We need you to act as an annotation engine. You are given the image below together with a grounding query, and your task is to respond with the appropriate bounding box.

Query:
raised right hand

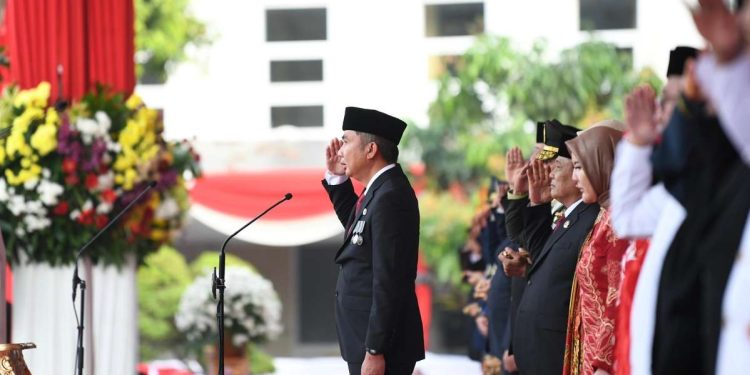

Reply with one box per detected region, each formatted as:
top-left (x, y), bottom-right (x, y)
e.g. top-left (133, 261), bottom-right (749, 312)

top-left (528, 159), bottom-right (552, 205)
top-left (325, 138), bottom-right (346, 175)
top-left (624, 85), bottom-right (659, 146)
top-left (505, 147), bottom-right (529, 194)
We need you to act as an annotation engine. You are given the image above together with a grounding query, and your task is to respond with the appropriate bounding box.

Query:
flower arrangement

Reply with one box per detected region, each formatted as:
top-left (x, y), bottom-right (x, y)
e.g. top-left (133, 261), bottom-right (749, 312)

top-left (175, 267), bottom-right (283, 347)
top-left (0, 82), bottom-right (201, 265)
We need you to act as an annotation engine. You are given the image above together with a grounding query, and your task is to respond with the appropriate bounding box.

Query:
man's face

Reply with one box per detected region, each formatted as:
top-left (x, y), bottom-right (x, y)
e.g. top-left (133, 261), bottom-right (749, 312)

top-left (657, 77), bottom-right (683, 129)
top-left (338, 130), bottom-right (370, 180)
top-left (549, 156), bottom-right (580, 203)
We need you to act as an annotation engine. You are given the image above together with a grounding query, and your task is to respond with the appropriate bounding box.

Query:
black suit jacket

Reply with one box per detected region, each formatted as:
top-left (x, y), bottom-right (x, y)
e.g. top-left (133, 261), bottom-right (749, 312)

top-left (510, 200), bottom-right (599, 375)
top-left (322, 165), bottom-right (425, 365)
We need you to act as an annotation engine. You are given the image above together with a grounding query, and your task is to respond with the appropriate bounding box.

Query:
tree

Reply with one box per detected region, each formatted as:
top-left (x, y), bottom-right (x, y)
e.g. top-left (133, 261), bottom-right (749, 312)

top-left (406, 35), bottom-right (662, 286)
top-left (135, 0), bottom-right (210, 83)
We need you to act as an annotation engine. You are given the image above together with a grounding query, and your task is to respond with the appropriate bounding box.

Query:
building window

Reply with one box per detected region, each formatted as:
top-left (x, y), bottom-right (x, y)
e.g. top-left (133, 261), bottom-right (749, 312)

top-left (427, 55), bottom-right (463, 79)
top-left (425, 3), bottom-right (484, 37)
top-left (266, 8), bottom-right (327, 42)
top-left (270, 60), bottom-right (324, 82)
top-left (579, 0), bottom-right (636, 30)
top-left (271, 106), bottom-right (324, 128)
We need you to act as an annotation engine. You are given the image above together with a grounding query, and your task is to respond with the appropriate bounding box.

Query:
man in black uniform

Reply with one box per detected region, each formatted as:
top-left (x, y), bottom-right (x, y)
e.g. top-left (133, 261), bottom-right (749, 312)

top-left (502, 120), bottom-right (599, 375)
top-left (322, 107), bottom-right (425, 375)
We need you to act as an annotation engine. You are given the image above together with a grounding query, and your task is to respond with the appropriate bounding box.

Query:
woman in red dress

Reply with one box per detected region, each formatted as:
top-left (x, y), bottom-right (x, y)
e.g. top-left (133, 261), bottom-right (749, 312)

top-left (562, 125), bottom-right (631, 375)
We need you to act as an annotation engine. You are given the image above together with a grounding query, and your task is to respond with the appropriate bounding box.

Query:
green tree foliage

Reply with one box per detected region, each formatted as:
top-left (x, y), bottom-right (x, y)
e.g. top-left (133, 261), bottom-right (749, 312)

top-left (406, 35), bottom-right (663, 287)
top-left (135, 0), bottom-right (210, 83)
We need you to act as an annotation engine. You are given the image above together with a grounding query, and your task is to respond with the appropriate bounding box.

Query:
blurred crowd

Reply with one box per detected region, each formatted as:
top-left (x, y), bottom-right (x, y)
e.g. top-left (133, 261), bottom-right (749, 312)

top-left (454, 1), bottom-right (750, 374)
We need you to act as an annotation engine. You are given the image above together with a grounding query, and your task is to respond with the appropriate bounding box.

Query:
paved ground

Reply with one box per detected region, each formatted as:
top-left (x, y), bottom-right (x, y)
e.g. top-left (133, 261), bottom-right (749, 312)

top-left (272, 352), bottom-right (481, 375)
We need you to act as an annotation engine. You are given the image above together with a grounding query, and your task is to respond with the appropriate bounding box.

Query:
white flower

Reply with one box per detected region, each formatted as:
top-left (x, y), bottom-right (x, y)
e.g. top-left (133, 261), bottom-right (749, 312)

top-left (155, 198), bottom-right (179, 220)
top-left (23, 178), bottom-right (39, 190)
top-left (15, 227), bottom-right (25, 237)
top-left (94, 111), bottom-right (111, 132)
top-left (8, 196), bottom-right (25, 216)
top-left (37, 180), bottom-right (64, 206)
top-left (82, 200), bottom-right (93, 211)
top-left (70, 209), bottom-right (81, 220)
top-left (96, 202), bottom-right (112, 214)
top-left (97, 171), bottom-right (115, 191)
top-left (0, 180), bottom-right (9, 203)
top-left (74, 118), bottom-right (99, 144)
top-left (23, 215), bottom-right (50, 232)
top-left (175, 267), bottom-right (283, 345)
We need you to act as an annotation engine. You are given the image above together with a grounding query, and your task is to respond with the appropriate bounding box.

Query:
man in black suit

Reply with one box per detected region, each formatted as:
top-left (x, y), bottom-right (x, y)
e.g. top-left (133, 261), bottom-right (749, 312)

top-left (501, 120), bottom-right (599, 375)
top-left (322, 107), bottom-right (425, 375)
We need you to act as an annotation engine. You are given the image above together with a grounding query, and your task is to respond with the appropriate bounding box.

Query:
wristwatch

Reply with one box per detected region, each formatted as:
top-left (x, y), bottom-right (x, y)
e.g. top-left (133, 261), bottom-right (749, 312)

top-left (366, 347), bottom-right (382, 355)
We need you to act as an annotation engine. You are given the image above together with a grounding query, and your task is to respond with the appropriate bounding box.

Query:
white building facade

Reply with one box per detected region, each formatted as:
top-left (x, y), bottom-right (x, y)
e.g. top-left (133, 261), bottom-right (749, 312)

top-left (138, 0), bottom-right (702, 156)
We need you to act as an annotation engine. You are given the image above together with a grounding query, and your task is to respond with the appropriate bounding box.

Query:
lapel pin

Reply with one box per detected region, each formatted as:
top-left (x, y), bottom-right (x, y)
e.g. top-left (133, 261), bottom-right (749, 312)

top-left (563, 220), bottom-right (570, 229)
top-left (363, 208), bottom-right (367, 215)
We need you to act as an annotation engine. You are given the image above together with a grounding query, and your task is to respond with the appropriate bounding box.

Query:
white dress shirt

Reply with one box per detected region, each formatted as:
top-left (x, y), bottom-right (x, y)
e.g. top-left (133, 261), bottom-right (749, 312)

top-left (716, 212), bottom-right (750, 375)
top-left (610, 138), bottom-right (688, 374)
top-left (611, 141), bottom-right (670, 238)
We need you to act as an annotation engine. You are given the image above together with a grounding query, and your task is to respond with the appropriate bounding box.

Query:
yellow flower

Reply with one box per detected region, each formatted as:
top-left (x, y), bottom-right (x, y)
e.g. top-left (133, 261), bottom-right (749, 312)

top-left (30, 122), bottom-right (58, 156)
top-left (149, 229), bottom-right (167, 241)
top-left (5, 164), bottom-right (42, 185)
top-left (13, 82), bottom-right (51, 108)
top-left (125, 94), bottom-right (143, 110)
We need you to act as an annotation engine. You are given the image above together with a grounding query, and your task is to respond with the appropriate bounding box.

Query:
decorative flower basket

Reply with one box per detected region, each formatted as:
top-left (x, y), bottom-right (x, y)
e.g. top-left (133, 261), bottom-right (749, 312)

top-left (0, 82), bottom-right (201, 266)
top-left (175, 267), bottom-right (283, 375)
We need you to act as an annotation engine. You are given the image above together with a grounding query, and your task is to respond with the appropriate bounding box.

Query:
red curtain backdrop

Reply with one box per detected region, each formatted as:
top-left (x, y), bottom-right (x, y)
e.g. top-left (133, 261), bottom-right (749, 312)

top-left (1, 0), bottom-right (135, 101)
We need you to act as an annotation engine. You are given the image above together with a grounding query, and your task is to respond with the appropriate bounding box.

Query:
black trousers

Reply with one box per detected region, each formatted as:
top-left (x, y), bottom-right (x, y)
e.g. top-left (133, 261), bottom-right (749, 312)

top-left (347, 361), bottom-right (415, 375)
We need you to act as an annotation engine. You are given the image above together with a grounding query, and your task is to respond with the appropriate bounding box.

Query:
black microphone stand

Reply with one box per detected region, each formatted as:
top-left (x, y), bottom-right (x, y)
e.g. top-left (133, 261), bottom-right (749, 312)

top-left (72, 181), bottom-right (156, 375)
top-left (212, 193), bottom-right (292, 375)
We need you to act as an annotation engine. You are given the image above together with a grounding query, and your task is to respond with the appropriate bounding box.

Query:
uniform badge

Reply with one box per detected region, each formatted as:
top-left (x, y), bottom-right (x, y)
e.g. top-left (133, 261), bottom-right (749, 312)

top-left (563, 220), bottom-right (570, 229)
top-left (351, 220), bottom-right (366, 246)
top-left (351, 234), bottom-right (362, 245)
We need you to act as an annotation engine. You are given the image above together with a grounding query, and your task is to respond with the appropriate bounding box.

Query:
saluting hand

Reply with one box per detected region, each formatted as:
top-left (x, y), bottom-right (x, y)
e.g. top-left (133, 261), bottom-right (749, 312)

top-left (505, 147), bottom-right (528, 194)
top-left (692, 0), bottom-right (743, 63)
top-left (528, 159), bottom-right (552, 205)
top-left (624, 85), bottom-right (659, 146)
top-left (326, 138), bottom-right (346, 175)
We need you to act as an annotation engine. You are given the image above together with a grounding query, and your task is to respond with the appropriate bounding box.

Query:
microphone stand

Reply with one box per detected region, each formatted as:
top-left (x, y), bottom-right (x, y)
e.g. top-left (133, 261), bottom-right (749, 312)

top-left (72, 181), bottom-right (156, 375)
top-left (212, 193), bottom-right (292, 375)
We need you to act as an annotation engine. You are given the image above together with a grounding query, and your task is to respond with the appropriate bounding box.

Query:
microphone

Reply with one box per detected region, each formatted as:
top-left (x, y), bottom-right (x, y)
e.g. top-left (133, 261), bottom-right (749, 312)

top-left (71, 180), bottom-right (156, 375)
top-left (72, 180), bottom-right (157, 299)
top-left (212, 192), bottom-right (292, 299)
top-left (212, 193), bottom-right (292, 375)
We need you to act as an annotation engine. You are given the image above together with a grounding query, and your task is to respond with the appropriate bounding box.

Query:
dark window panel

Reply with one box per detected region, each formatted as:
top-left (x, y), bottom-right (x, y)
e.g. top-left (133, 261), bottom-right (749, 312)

top-left (580, 0), bottom-right (636, 30)
top-left (270, 60), bottom-right (324, 82)
top-left (425, 3), bottom-right (484, 37)
top-left (266, 8), bottom-right (327, 42)
top-left (297, 244), bottom-right (338, 343)
top-left (271, 106), bottom-right (324, 128)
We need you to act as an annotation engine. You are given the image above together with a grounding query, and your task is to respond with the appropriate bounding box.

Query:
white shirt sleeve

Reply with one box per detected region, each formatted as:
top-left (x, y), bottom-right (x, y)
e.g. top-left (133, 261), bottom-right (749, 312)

top-left (610, 141), bottom-right (668, 238)
top-left (324, 170), bottom-right (348, 185)
top-left (696, 52), bottom-right (750, 166)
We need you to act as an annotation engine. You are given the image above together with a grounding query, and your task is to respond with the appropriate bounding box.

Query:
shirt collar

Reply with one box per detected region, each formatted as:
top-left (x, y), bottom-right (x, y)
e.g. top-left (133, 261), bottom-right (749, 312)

top-left (364, 164), bottom-right (396, 194)
top-left (564, 199), bottom-right (583, 218)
